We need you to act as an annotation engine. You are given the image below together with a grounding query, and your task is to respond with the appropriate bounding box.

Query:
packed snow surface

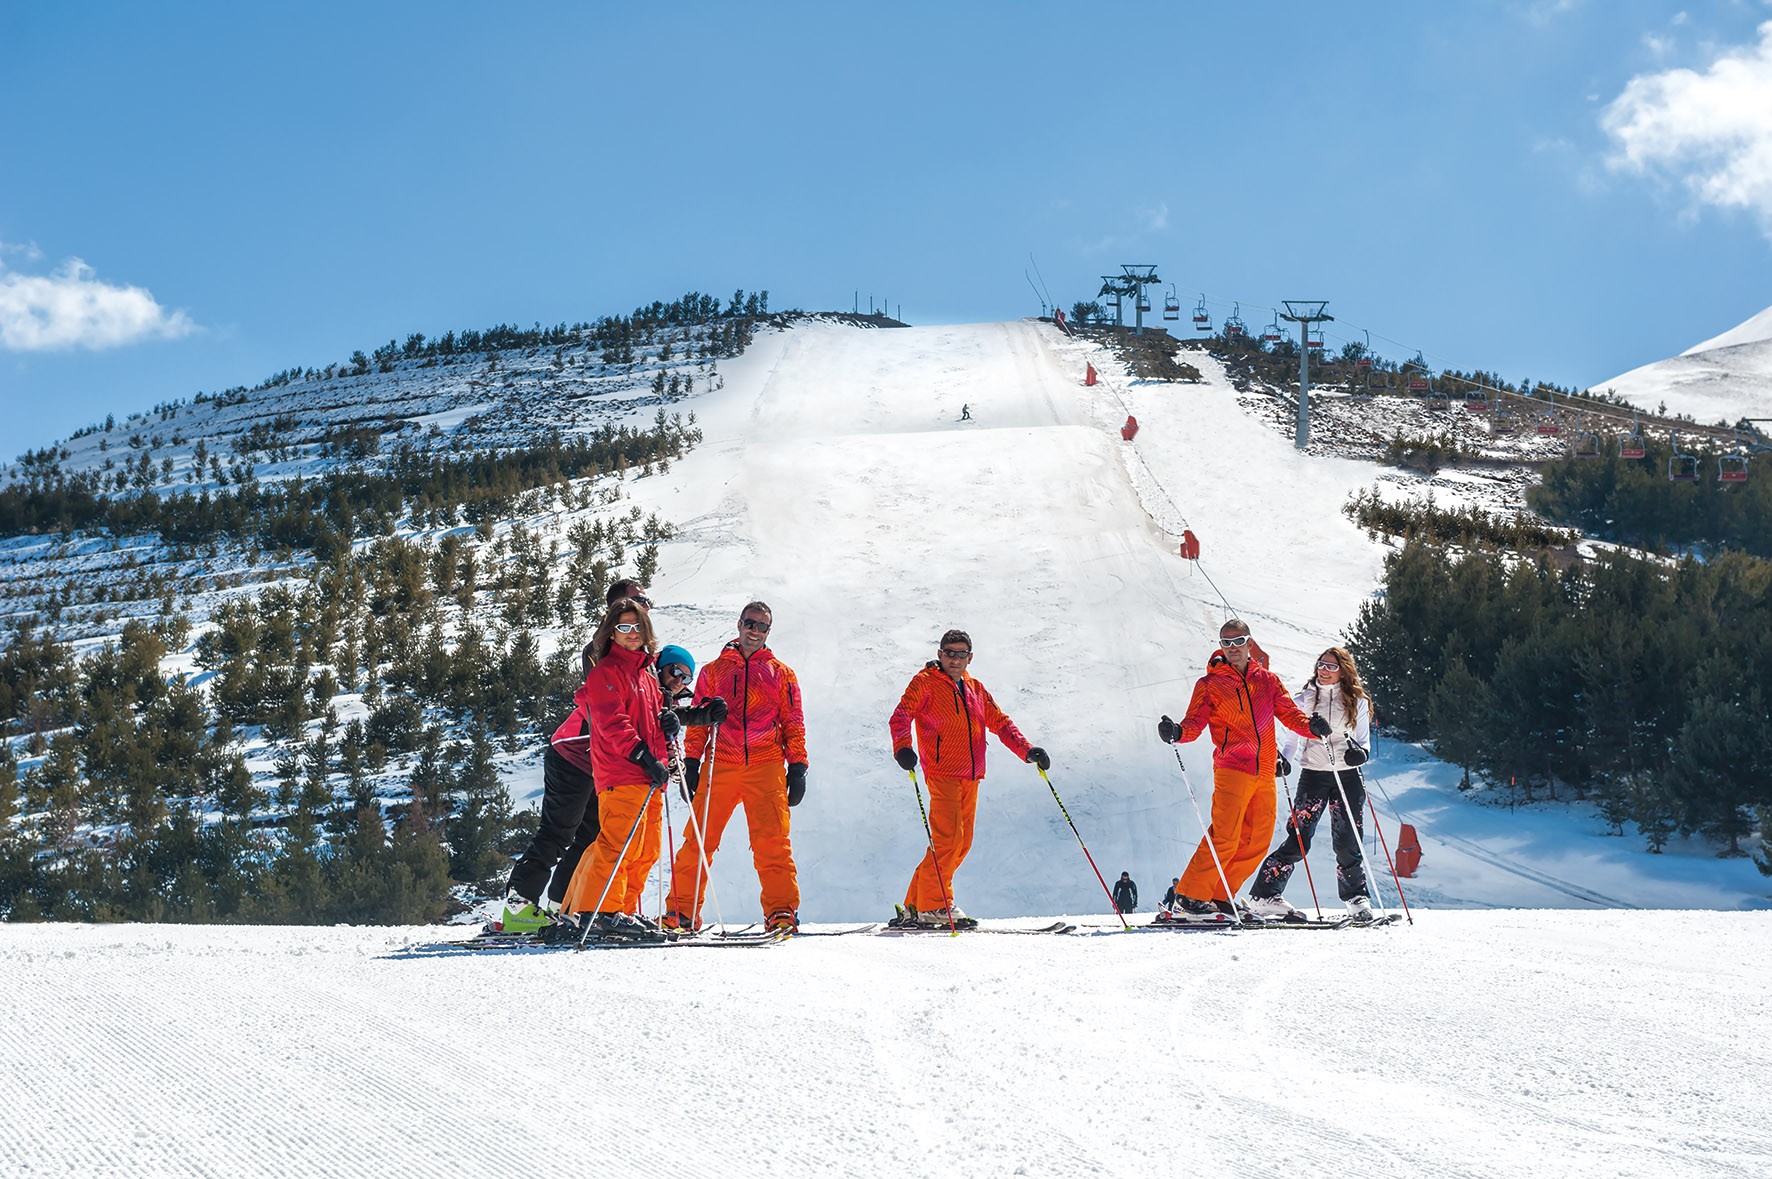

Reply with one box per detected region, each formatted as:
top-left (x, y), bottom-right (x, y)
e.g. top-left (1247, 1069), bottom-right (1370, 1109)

top-left (4, 915), bottom-right (1769, 1177)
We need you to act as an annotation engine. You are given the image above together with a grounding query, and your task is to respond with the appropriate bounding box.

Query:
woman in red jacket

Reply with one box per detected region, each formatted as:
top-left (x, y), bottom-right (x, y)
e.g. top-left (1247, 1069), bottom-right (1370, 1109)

top-left (888, 628), bottom-right (1047, 928)
top-left (1157, 619), bottom-right (1328, 919)
top-left (558, 597), bottom-right (673, 940)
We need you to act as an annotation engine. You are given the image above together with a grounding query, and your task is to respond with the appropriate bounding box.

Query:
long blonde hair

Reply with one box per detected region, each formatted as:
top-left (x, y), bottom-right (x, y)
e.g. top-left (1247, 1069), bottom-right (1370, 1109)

top-left (1303, 646), bottom-right (1371, 726)
top-left (585, 598), bottom-right (659, 669)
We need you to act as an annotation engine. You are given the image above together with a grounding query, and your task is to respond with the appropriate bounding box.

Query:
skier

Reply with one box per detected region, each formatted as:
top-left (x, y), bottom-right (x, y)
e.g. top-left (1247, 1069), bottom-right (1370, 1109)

top-left (888, 629), bottom-right (1049, 928)
top-left (1157, 619), bottom-right (1329, 920)
top-left (662, 601), bottom-right (808, 934)
top-left (1246, 647), bottom-right (1375, 922)
top-left (1162, 877), bottom-right (1180, 908)
top-left (557, 598), bottom-right (674, 939)
top-left (628, 644), bottom-right (726, 916)
top-left (960, 403), bottom-right (971, 421)
top-left (1112, 871), bottom-right (1138, 913)
top-left (498, 578), bottom-right (651, 933)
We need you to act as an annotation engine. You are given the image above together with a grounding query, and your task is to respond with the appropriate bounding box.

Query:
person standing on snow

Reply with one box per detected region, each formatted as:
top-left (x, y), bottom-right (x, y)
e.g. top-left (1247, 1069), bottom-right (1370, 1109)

top-left (499, 578), bottom-right (653, 933)
top-left (1162, 877), bottom-right (1180, 908)
top-left (558, 597), bottom-right (675, 939)
top-left (662, 601), bottom-right (808, 934)
top-left (1112, 872), bottom-right (1138, 913)
top-left (629, 644), bottom-right (727, 917)
top-left (1157, 619), bottom-right (1328, 920)
top-left (888, 629), bottom-right (1049, 928)
top-left (1246, 647), bottom-right (1375, 922)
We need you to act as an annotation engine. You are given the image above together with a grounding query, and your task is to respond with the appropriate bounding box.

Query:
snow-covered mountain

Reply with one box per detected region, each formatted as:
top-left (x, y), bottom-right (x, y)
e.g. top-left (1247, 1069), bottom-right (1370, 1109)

top-left (1594, 303), bottom-right (1772, 428)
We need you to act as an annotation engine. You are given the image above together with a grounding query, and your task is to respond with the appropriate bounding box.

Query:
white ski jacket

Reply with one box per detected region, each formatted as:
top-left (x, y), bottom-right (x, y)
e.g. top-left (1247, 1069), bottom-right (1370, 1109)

top-left (1281, 680), bottom-right (1371, 771)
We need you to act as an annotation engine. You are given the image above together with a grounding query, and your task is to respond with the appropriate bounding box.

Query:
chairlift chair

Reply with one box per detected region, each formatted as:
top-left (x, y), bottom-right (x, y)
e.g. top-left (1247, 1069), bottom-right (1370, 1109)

top-left (1668, 432), bottom-right (1700, 482)
top-left (1224, 303), bottom-right (1247, 338)
top-left (1718, 453), bottom-right (1749, 484)
top-left (1619, 414), bottom-right (1647, 459)
top-left (1192, 295), bottom-right (1211, 333)
top-left (1571, 430), bottom-right (1601, 458)
top-left (1492, 407), bottom-right (1517, 435)
top-left (1407, 373), bottom-right (1429, 393)
top-left (1356, 329), bottom-right (1373, 370)
top-left (1465, 388), bottom-right (1489, 412)
top-left (1261, 315), bottom-right (1282, 344)
top-left (1306, 333), bottom-right (1324, 351)
top-left (1427, 389), bottom-right (1450, 412)
top-left (1163, 286), bottom-right (1180, 321)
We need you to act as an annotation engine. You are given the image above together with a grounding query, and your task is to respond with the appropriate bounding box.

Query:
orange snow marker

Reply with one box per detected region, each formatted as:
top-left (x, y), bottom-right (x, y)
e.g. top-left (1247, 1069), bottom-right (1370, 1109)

top-left (1121, 416), bottom-right (1139, 441)
top-left (1178, 529), bottom-right (1200, 561)
top-left (1396, 823), bottom-right (1422, 878)
top-left (1085, 362), bottom-right (1098, 387)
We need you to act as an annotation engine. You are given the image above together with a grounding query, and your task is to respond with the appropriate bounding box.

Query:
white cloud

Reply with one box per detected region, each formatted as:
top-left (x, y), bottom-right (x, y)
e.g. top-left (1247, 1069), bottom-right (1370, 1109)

top-left (1603, 20), bottom-right (1772, 235)
top-left (0, 248), bottom-right (196, 351)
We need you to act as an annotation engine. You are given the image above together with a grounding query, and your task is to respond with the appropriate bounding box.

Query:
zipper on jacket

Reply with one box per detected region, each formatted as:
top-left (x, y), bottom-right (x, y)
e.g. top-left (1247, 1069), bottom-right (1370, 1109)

top-left (741, 654), bottom-right (751, 766)
top-left (948, 676), bottom-right (977, 778)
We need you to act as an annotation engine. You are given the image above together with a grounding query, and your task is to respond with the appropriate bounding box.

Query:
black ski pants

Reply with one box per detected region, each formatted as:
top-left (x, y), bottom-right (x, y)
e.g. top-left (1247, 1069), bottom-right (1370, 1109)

top-left (505, 744), bottom-right (600, 906)
top-left (1250, 768), bottom-right (1368, 903)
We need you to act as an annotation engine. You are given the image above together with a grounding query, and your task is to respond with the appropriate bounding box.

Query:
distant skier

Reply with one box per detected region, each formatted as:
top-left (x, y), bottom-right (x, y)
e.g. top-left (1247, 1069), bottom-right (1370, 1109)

top-left (1112, 872), bottom-right (1138, 913)
top-left (558, 597), bottom-right (674, 940)
top-left (663, 601), bottom-right (807, 934)
top-left (1162, 878), bottom-right (1180, 908)
top-left (1157, 619), bottom-right (1328, 920)
top-left (498, 578), bottom-right (650, 934)
top-left (960, 403), bottom-right (971, 421)
top-left (1246, 647), bottom-right (1375, 922)
top-left (888, 629), bottom-right (1049, 928)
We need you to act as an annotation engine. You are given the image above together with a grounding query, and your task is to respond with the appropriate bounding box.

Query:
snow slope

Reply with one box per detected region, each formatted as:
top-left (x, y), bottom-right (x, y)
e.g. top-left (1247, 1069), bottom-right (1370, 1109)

top-left (588, 320), bottom-right (1768, 923)
top-left (4, 915), bottom-right (1769, 1178)
top-left (1594, 303), bottom-right (1772, 427)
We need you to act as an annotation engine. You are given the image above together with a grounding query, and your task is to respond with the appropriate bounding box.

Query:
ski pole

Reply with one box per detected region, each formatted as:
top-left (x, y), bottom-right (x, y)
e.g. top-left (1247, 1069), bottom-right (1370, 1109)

top-left (678, 729), bottom-right (728, 935)
top-left (1170, 747), bottom-right (1243, 927)
top-left (659, 740), bottom-right (679, 925)
top-left (1363, 780), bottom-right (1413, 925)
top-left (1321, 737), bottom-right (1386, 918)
top-left (1038, 766), bottom-right (1127, 930)
top-left (907, 767), bottom-right (959, 936)
top-left (1277, 763), bottom-right (1324, 921)
top-left (576, 779), bottom-right (663, 949)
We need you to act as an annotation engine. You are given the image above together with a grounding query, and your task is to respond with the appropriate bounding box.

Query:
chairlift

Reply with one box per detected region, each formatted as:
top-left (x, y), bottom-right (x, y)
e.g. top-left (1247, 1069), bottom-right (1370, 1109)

top-left (1668, 432), bottom-right (1699, 482)
top-left (1407, 372), bottom-right (1429, 393)
top-left (1192, 295), bottom-right (1211, 333)
top-left (1355, 329), bottom-right (1373, 371)
top-left (1427, 387), bottom-right (1450, 413)
top-left (1365, 366), bottom-right (1385, 392)
top-left (1224, 302), bottom-right (1246, 339)
top-left (1718, 453), bottom-right (1749, 484)
top-left (1619, 413), bottom-right (1647, 459)
top-left (1306, 332), bottom-right (1324, 351)
top-left (1262, 314), bottom-right (1282, 344)
top-left (1464, 387), bottom-right (1489, 412)
top-left (1536, 387), bottom-right (1560, 436)
top-left (1492, 407), bottom-right (1517, 435)
top-left (1571, 428), bottom-right (1601, 459)
top-left (1163, 284), bottom-right (1180, 322)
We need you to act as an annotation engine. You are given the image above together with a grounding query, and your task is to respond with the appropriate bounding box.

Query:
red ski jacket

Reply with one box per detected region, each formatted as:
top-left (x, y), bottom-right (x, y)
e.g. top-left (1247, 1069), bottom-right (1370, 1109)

top-left (1177, 651), bottom-right (1314, 776)
top-left (560, 643), bottom-right (669, 793)
top-left (685, 642), bottom-right (808, 767)
top-left (889, 662), bottom-right (1032, 781)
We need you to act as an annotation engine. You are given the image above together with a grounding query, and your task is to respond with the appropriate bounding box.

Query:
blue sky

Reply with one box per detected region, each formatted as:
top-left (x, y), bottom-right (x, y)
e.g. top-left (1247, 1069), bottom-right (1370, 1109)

top-left (5, 0), bottom-right (1771, 452)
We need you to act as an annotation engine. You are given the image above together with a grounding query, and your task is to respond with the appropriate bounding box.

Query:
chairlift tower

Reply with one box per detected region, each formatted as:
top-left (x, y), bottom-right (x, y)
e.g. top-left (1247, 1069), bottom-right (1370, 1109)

top-left (1120, 265), bottom-right (1161, 337)
top-left (1280, 300), bottom-right (1334, 449)
top-left (1099, 276), bottom-right (1130, 330)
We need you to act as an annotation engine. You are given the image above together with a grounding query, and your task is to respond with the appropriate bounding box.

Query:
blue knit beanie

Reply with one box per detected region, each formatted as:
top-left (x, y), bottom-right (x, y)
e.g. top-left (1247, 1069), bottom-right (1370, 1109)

top-left (656, 644), bottom-right (695, 679)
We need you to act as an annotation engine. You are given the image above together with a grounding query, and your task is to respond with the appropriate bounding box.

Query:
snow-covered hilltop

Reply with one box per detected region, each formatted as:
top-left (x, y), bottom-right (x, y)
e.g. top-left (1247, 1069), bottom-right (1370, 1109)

top-left (1594, 302), bottom-right (1772, 428)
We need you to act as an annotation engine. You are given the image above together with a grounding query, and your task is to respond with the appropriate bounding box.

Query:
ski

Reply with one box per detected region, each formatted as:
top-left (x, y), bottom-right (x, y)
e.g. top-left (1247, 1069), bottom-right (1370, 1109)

top-left (787, 923), bottom-right (879, 938)
top-left (877, 920), bottom-right (1075, 936)
top-left (1345, 913), bottom-right (1405, 929)
top-left (1238, 917), bottom-right (1352, 931)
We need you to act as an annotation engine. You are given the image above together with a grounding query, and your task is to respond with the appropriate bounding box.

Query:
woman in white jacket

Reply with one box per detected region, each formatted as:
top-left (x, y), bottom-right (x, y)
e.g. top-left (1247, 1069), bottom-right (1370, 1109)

top-left (1245, 647), bottom-right (1376, 922)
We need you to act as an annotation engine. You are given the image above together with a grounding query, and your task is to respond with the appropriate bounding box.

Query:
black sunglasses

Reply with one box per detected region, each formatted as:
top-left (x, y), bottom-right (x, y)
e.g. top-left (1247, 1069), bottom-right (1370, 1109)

top-left (939, 647), bottom-right (972, 659)
top-left (741, 618), bottom-right (771, 633)
top-left (661, 664), bottom-right (691, 681)
top-left (631, 595), bottom-right (652, 610)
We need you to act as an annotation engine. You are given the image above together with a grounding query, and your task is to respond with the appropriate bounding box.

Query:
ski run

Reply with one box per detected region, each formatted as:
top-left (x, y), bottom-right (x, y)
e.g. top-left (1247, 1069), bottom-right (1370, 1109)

top-left (6, 319), bottom-right (1771, 1177)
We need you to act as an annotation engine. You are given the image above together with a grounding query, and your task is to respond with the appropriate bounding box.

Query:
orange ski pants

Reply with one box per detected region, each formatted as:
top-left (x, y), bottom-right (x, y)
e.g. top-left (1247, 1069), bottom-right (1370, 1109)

top-left (1178, 767), bottom-right (1275, 902)
top-left (666, 759), bottom-right (798, 925)
top-left (561, 782), bottom-right (661, 916)
top-left (902, 775), bottom-right (979, 912)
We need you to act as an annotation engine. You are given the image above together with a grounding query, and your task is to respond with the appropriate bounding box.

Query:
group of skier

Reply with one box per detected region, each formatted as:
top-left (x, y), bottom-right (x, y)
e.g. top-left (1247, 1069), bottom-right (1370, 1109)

top-left (498, 584), bottom-right (1377, 942)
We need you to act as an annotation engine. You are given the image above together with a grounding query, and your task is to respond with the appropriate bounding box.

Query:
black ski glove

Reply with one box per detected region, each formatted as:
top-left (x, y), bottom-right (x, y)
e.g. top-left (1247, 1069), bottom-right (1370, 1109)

top-left (682, 758), bottom-right (701, 799)
top-left (1344, 742), bottom-right (1368, 767)
top-left (1158, 715), bottom-right (1181, 744)
top-left (678, 696), bottom-right (728, 728)
top-left (1277, 753), bottom-right (1292, 778)
top-left (630, 741), bottom-right (669, 787)
top-left (1025, 747), bottom-right (1050, 772)
top-left (786, 762), bottom-right (807, 807)
top-left (658, 709), bottom-right (682, 741)
top-left (1309, 715), bottom-right (1332, 739)
top-left (894, 747), bottom-right (918, 771)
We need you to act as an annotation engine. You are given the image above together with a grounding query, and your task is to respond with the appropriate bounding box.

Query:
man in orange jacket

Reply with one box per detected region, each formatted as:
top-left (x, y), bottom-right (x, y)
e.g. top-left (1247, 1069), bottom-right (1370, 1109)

top-left (889, 629), bottom-right (1048, 928)
top-left (663, 601), bottom-right (807, 934)
top-left (1158, 618), bottom-right (1328, 919)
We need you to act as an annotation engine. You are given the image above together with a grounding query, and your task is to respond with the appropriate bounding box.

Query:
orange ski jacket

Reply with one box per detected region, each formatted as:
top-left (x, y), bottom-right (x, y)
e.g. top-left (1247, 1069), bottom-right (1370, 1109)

top-left (1177, 651), bottom-right (1315, 776)
top-left (889, 662), bottom-right (1032, 780)
top-left (685, 642), bottom-right (808, 767)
